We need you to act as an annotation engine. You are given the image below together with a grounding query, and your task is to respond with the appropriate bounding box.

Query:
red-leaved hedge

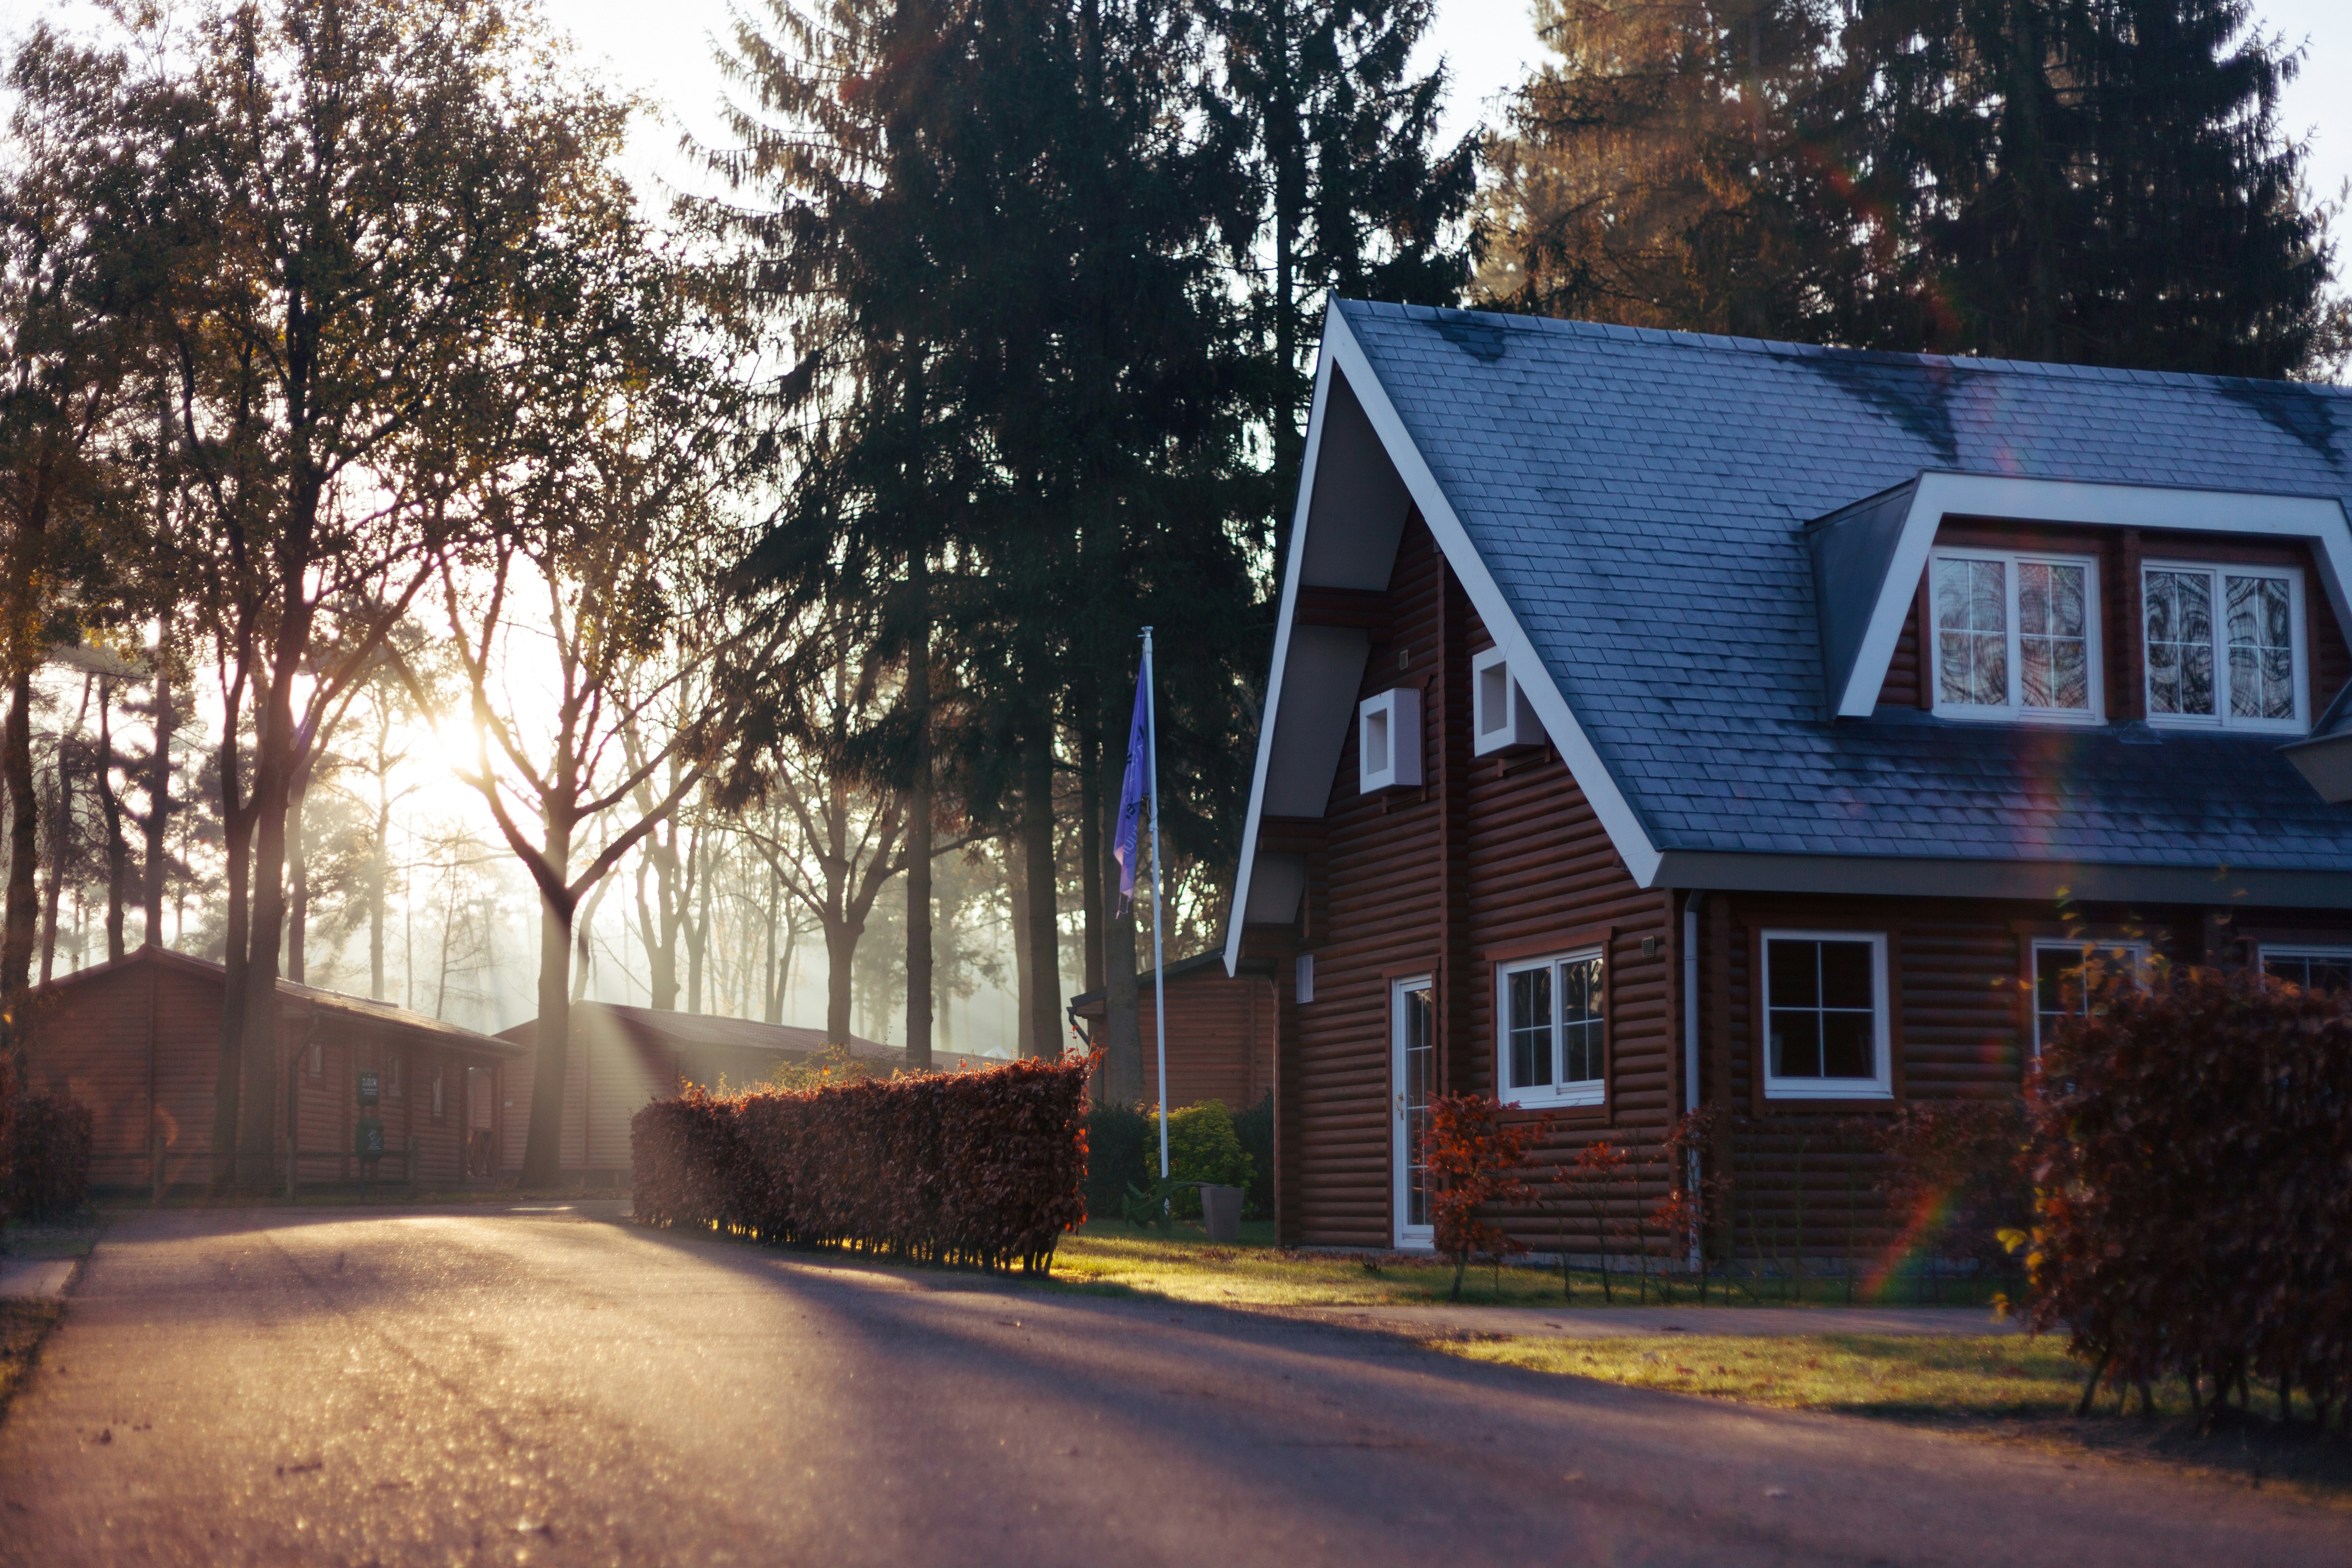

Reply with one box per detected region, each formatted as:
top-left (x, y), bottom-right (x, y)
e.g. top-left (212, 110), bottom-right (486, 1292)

top-left (5, 1092), bottom-right (94, 1224)
top-left (2025, 966), bottom-right (2352, 1414)
top-left (632, 1055), bottom-right (1090, 1273)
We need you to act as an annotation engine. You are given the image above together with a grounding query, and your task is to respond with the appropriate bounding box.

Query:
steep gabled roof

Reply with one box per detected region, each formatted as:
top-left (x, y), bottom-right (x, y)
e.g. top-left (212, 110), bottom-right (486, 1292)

top-left (1228, 301), bottom-right (2352, 967)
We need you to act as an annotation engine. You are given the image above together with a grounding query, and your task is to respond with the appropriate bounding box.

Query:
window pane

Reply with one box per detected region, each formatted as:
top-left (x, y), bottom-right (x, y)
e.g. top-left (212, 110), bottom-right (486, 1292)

top-left (1770, 1010), bottom-right (1822, 1078)
top-left (2225, 575), bottom-right (2294, 720)
top-left (1768, 938), bottom-right (1819, 1008)
top-left (1818, 940), bottom-right (1875, 1009)
top-left (1563, 1019), bottom-right (1604, 1085)
top-left (1821, 1010), bottom-right (1875, 1079)
top-left (1935, 558), bottom-right (2007, 706)
top-left (1509, 967), bottom-right (1551, 1090)
top-left (2035, 946), bottom-right (2080, 1016)
top-left (2146, 570), bottom-right (2216, 717)
top-left (2018, 562), bottom-right (2089, 710)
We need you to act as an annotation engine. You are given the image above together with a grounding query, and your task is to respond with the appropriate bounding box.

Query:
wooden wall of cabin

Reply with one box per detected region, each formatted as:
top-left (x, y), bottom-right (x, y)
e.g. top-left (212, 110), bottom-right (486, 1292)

top-left (1081, 976), bottom-right (1276, 1112)
top-left (500, 1021), bottom-right (678, 1177)
top-left (1287, 514), bottom-right (1680, 1251)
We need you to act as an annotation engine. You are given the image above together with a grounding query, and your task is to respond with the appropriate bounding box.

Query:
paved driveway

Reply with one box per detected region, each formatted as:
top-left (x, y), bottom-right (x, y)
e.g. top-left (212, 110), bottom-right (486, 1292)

top-left (0, 1205), bottom-right (2342, 1566)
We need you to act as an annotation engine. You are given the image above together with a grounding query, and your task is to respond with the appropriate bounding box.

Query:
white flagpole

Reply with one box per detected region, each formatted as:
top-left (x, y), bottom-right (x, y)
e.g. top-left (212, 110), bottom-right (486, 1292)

top-left (1145, 627), bottom-right (1170, 1182)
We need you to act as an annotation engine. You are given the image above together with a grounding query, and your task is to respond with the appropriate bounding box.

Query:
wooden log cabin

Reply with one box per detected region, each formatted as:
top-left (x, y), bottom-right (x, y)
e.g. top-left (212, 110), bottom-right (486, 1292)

top-left (1218, 299), bottom-right (2352, 1261)
top-left (1068, 955), bottom-right (1276, 1112)
top-left (494, 1005), bottom-right (997, 1184)
top-left (23, 946), bottom-right (521, 1193)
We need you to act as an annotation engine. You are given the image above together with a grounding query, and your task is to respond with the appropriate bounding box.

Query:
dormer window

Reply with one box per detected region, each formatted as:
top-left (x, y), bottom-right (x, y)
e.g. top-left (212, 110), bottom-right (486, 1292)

top-left (1931, 549), bottom-right (2102, 722)
top-left (1471, 647), bottom-right (1545, 754)
top-left (2143, 563), bottom-right (2305, 732)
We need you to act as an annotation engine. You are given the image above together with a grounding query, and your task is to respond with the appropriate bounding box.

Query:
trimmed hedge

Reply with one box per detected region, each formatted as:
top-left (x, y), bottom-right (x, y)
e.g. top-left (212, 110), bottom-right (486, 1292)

top-left (633, 1055), bottom-right (1089, 1273)
top-left (2024, 965), bottom-right (2352, 1416)
top-left (5, 1093), bottom-right (93, 1224)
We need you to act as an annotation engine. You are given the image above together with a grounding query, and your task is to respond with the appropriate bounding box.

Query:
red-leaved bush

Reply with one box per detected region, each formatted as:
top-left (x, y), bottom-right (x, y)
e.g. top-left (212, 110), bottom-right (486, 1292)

top-left (1424, 1094), bottom-right (1543, 1300)
top-left (1872, 1099), bottom-right (2030, 1279)
top-left (632, 1055), bottom-right (1090, 1274)
top-left (4, 1093), bottom-right (94, 1224)
top-left (2024, 966), bottom-right (2352, 1416)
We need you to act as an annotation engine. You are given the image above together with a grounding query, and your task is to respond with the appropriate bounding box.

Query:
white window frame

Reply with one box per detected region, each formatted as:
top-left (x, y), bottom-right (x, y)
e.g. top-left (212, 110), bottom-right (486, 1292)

top-left (1928, 547), bottom-right (2104, 723)
top-left (2257, 944), bottom-right (2352, 992)
top-left (2141, 561), bottom-right (2307, 734)
top-left (2029, 939), bottom-right (2152, 1057)
top-left (1760, 930), bottom-right (1894, 1101)
top-left (1471, 646), bottom-right (1545, 755)
top-left (1357, 686), bottom-right (1422, 792)
top-left (1391, 975), bottom-right (1436, 1251)
top-left (1495, 948), bottom-right (1606, 1109)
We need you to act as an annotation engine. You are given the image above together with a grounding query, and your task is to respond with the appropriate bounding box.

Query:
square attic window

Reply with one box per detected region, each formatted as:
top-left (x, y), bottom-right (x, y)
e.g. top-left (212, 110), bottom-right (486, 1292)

top-left (1359, 686), bottom-right (1422, 792)
top-left (1471, 647), bottom-right (1545, 756)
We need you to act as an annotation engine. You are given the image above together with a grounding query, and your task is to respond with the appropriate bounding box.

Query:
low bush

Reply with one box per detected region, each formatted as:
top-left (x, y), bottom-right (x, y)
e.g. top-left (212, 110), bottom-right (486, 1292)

top-left (633, 1055), bottom-right (1088, 1273)
top-left (2023, 965), bottom-right (2352, 1421)
top-left (4, 1093), bottom-right (93, 1224)
top-left (1084, 1100), bottom-right (1155, 1221)
top-left (1230, 1094), bottom-right (1274, 1217)
top-left (1871, 1099), bottom-right (2030, 1282)
top-left (1425, 1093), bottom-right (1542, 1301)
top-left (1165, 1099), bottom-right (1253, 1217)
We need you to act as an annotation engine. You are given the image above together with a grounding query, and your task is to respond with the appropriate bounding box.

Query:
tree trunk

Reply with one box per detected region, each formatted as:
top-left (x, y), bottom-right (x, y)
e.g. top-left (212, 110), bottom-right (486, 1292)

top-left (211, 767), bottom-right (252, 1193)
top-left (686, 829), bottom-right (708, 1014)
top-left (38, 728), bottom-right (69, 988)
top-left (235, 647), bottom-right (306, 1193)
top-left (1077, 687), bottom-right (1104, 996)
top-left (1101, 774), bottom-right (1143, 1105)
top-left (369, 781), bottom-right (390, 999)
top-left (1008, 837), bottom-right (1032, 1057)
top-left (98, 680), bottom-right (127, 963)
top-left (143, 667), bottom-right (175, 948)
top-left (286, 777), bottom-right (307, 984)
top-left (823, 916), bottom-right (859, 1044)
top-left (519, 815), bottom-right (575, 1189)
top-left (1, 667), bottom-right (37, 1083)
top-left (905, 554), bottom-right (934, 1070)
top-left (1021, 723), bottom-right (1060, 1058)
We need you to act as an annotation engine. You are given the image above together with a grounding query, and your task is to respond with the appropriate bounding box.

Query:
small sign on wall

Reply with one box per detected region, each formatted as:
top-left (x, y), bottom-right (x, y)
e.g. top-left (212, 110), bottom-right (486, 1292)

top-left (356, 1118), bottom-right (385, 1158)
top-left (357, 1068), bottom-right (380, 1108)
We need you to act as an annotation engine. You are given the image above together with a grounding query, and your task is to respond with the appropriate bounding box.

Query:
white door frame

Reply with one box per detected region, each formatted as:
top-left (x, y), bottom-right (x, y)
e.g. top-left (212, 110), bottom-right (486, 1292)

top-left (1391, 974), bottom-right (1436, 1250)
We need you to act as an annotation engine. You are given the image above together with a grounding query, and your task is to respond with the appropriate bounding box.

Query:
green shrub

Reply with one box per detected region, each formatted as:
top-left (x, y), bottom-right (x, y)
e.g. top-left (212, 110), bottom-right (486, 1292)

top-left (1231, 1093), bottom-right (1273, 1218)
top-left (1084, 1101), bottom-right (1156, 1222)
top-left (1166, 1099), bottom-right (1253, 1217)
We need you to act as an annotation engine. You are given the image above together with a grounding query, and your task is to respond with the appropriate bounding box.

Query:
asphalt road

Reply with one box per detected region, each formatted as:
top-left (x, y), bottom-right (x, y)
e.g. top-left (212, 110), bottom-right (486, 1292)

top-left (0, 1206), bottom-right (2343, 1567)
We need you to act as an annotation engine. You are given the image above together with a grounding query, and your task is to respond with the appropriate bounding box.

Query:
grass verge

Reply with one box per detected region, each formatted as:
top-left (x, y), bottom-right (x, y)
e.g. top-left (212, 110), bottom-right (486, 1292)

top-left (0, 1300), bottom-right (64, 1426)
top-left (1442, 1332), bottom-right (2352, 1504)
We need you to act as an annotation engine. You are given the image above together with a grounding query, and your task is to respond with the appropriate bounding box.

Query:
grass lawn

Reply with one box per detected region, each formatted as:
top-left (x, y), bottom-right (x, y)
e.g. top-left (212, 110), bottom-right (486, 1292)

top-left (1047, 1220), bottom-right (1999, 1310)
top-left (0, 1299), bottom-right (63, 1424)
top-left (1442, 1331), bottom-right (2352, 1504)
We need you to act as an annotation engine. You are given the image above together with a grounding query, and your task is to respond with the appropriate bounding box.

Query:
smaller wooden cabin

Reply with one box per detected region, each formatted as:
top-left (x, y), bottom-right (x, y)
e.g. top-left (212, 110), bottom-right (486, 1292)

top-left (1069, 954), bottom-right (1276, 1112)
top-left (493, 1005), bottom-right (999, 1182)
top-left (23, 946), bottom-right (522, 1193)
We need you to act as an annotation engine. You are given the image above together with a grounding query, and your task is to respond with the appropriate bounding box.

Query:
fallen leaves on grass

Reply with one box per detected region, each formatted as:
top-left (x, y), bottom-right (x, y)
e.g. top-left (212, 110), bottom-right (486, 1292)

top-left (0, 1300), bottom-right (64, 1424)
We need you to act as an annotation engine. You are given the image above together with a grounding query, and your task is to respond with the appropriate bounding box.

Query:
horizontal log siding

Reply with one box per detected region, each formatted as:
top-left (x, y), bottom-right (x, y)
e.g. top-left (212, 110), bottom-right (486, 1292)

top-left (1099, 977), bottom-right (1274, 1112)
top-left (1293, 518), bottom-right (1447, 1247)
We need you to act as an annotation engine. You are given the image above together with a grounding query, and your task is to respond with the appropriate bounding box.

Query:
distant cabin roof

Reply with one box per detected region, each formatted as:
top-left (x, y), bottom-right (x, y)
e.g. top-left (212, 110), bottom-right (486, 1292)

top-left (1228, 301), bottom-right (2352, 959)
top-left (39, 945), bottom-right (524, 1056)
top-left (495, 1003), bottom-right (1004, 1072)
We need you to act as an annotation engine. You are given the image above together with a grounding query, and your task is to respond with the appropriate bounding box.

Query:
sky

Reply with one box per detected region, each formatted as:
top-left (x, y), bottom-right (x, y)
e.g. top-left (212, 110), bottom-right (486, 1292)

top-left (560, 0), bottom-right (2352, 220)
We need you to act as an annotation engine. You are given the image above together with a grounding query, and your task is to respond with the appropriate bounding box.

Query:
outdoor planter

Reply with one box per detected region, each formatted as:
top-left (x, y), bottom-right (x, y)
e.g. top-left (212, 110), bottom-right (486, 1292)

top-left (1199, 1183), bottom-right (1243, 1243)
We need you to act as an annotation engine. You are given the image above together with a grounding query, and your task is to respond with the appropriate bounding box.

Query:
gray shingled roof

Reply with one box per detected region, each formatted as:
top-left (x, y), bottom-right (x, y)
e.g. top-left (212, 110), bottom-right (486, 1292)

top-left (1339, 298), bottom-right (2352, 870)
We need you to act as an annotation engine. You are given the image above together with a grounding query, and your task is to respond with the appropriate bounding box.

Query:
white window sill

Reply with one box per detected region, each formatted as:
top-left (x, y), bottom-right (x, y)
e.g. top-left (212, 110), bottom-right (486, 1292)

top-left (1763, 1079), bottom-right (1893, 1101)
top-left (2144, 715), bottom-right (2306, 738)
top-left (1932, 704), bottom-right (2102, 725)
top-left (1501, 1083), bottom-right (1604, 1109)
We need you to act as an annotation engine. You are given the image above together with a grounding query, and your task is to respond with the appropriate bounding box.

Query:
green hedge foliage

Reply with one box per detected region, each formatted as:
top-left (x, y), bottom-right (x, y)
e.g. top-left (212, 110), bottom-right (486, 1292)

top-left (4, 1093), bottom-right (93, 1224)
top-left (632, 1056), bottom-right (1088, 1273)
top-left (2025, 965), bottom-right (2352, 1414)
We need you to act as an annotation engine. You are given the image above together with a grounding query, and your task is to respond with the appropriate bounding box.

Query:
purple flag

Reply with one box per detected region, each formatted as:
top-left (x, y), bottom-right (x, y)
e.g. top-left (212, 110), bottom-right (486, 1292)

top-left (1112, 661), bottom-right (1150, 917)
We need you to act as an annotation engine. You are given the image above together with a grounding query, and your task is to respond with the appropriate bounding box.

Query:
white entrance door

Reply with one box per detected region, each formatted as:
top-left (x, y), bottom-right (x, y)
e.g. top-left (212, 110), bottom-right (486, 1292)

top-left (1392, 975), bottom-right (1436, 1250)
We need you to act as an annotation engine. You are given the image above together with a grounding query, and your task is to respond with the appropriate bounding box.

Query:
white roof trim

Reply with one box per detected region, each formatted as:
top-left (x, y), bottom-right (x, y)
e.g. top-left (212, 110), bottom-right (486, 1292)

top-left (1223, 307), bottom-right (1663, 975)
top-left (1835, 472), bottom-right (2352, 718)
top-left (1222, 330), bottom-right (1339, 975)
